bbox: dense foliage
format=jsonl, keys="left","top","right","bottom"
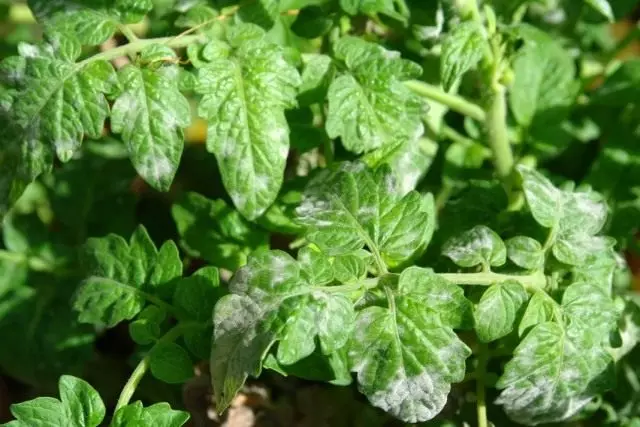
{"left": 1, "top": 0, "right": 639, "bottom": 426}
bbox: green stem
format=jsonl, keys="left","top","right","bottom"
{"left": 438, "top": 271, "right": 546, "bottom": 291}
{"left": 114, "top": 323, "right": 191, "bottom": 411}
{"left": 118, "top": 24, "right": 140, "bottom": 42}
{"left": 115, "top": 356, "right": 150, "bottom": 412}
{"left": 78, "top": 35, "right": 203, "bottom": 67}
{"left": 323, "top": 138, "right": 334, "bottom": 166}
{"left": 456, "top": 0, "right": 482, "bottom": 23}
{"left": 404, "top": 80, "right": 486, "bottom": 122}
{"left": 476, "top": 344, "right": 489, "bottom": 427}
{"left": 542, "top": 225, "right": 558, "bottom": 252}
{"left": 485, "top": 84, "right": 514, "bottom": 181}
{"left": 323, "top": 278, "right": 379, "bottom": 294}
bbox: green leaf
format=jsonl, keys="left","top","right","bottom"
{"left": 496, "top": 322, "right": 613, "bottom": 425}
{"left": 326, "top": 37, "right": 425, "bottom": 154}
{"left": 400, "top": 267, "right": 473, "bottom": 329}
{"left": 296, "top": 162, "right": 435, "bottom": 266}
{"left": 509, "top": 25, "right": 577, "bottom": 128}
{"left": 263, "top": 347, "right": 352, "bottom": 386}
{"left": 474, "top": 280, "right": 528, "bottom": 342}
{"left": 74, "top": 226, "right": 182, "bottom": 327}
{"left": 8, "top": 34, "right": 116, "bottom": 163}
{"left": 517, "top": 165, "right": 608, "bottom": 234}
{"left": 195, "top": 24, "right": 301, "bottom": 219}
{"left": 363, "top": 136, "right": 438, "bottom": 196}
{"left": 498, "top": 279, "right": 617, "bottom": 424}
{"left": 339, "top": 0, "right": 407, "bottom": 21}
{"left": 111, "top": 401, "right": 189, "bottom": 427}
{"left": 211, "top": 249, "right": 356, "bottom": 412}
{"left": 442, "top": 225, "right": 506, "bottom": 268}
{"left": 348, "top": 268, "right": 471, "bottom": 423}
{"left": 149, "top": 342, "right": 193, "bottom": 384}
{"left": 171, "top": 192, "right": 269, "bottom": 271}
{"left": 129, "top": 306, "right": 165, "bottom": 345}
{"left": 561, "top": 281, "right": 617, "bottom": 343}
{"left": 298, "top": 54, "right": 335, "bottom": 106}
{"left": 552, "top": 234, "right": 616, "bottom": 266}
{"left": 46, "top": 10, "right": 118, "bottom": 46}
{"left": 440, "top": 22, "right": 488, "bottom": 92}
{"left": 506, "top": 236, "right": 544, "bottom": 270}
{"left": 9, "top": 375, "right": 105, "bottom": 427}
{"left": 111, "top": 55, "right": 191, "bottom": 191}
{"left": 518, "top": 291, "right": 559, "bottom": 337}
{"left": 173, "top": 266, "right": 222, "bottom": 322}
{"left": 115, "top": 0, "right": 153, "bottom": 24}
{"left": 332, "top": 252, "right": 369, "bottom": 283}
{"left": 297, "top": 245, "right": 334, "bottom": 285}
{"left": 585, "top": 0, "right": 614, "bottom": 21}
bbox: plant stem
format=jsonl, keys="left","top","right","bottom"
{"left": 118, "top": 24, "right": 140, "bottom": 42}
{"left": 456, "top": 0, "right": 482, "bottom": 23}
{"left": 404, "top": 80, "right": 486, "bottom": 122}
{"left": 114, "top": 323, "right": 190, "bottom": 411}
{"left": 115, "top": 355, "right": 150, "bottom": 412}
{"left": 322, "top": 278, "right": 379, "bottom": 294}
{"left": 476, "top": 344, "right": 489, "bottom": 427}
{"left": 78, "top": 35, "right": 203, "bottom": 67}
{"left": 485, "top": 84, "right": 514, "bottom": 180}
{"left": 439, "top": 270, "right": 546, "bottom": 291}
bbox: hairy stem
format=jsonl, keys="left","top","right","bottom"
{"left": 476, "top": 344, "right": 489, "bottom": 427}
{"left": 118, "top": 24, "right": 140, "bottom": 42}
{"left": 485, "top": 84, "right": 514, "bottom": 180}
{"left": 78, "top": 35, "right": 203, "bottom": 67}
{"left": 114, "top": 323, "right": 191, "bottom": 411}
{"left": 439, "top": 271, "right": 546, "bottom": 291}
{"left": 456, "top": 0, "right": 482, "bottom": 23}
{"left": 404, "top": 80, "right": 486, "bottom": 122}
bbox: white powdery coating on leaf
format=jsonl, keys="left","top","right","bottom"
{"left": 445, "top": 229, "right": 493, "bottom": 263}
{"left": 269, "top": 252, "right": 296, "bottom": 285}
{"left": 369, "top": 371, "right": 448, "bottom": 423}
{"left": 254, "top": 174, "right": 269, "bottom": 191}
{"left": 54, "top": 139, "right": 78, "bottom": 161}
{"left": 296, "top": 198, "right": 330, "bottom": 222}
{"left": 338, "top": 162, "right": 366, "bottom": 173}
{"left": 139, "top": 154, "right": 173, "bottom": 183}
{"left": 19, "top": 43, "right": 40, "bottom": 58}
{"left": 383, "top": 173, "right": 397, "bottom": 195}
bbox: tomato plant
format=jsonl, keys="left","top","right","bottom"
{"left": 1, "top": 0, "right": 639, "bottom": 426}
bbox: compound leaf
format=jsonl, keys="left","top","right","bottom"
{"left": 296, "top": 162, "right": 435, "bottom": 267}
{"left": 326, "top": 37, "right": 425, "bottom": 154}
{"left": 348, "top": 267, "right": 471, "bottom": 423}
{"left": 211, "top": 249, "right": 356, "bottom": 412}
{"left": 496, "top": 322, "right": 613, "bottom": 425}
{"left": 74, "top": 226, "right": 182, "bottom": 327}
